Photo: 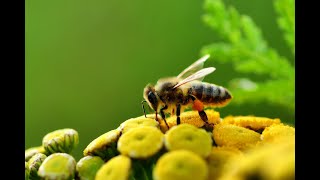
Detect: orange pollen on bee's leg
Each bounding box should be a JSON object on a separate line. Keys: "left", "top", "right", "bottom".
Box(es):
{"left": 192, "top": 99, "right": 204, "bottom": 111}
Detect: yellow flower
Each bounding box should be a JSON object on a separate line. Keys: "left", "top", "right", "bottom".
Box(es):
{"left": 261, "top": 124, "right": 295, "bottom": 144}
{"left": 136, "top": 113, "right": 169, "bottom": 132}
{"left": 165, "top": 110, "right": 221, "bottom": 130}
{"left": 164, "top": 124, "right": 212, "bottom": 158}
{"left": 219, "top": 136, "right": 295, "bottom": 180}
{"left": 222, "top": 115, "right": 281, "bottom": 132}
{"left": 118, "top": 116, "right": 160, "bottom": 134}
{"left": 83, "top": 129, "right": 121, "bottom": 160}
{"left": 153, "top": 150, "right": 208, "bottom": 180}
{"left": 213, "top": 123, "right": 261, "bottom": 150}
{"left": 117, "top": 126, "right": 164, "bottom": 159}
{"left": 207, "top": 146, "right": 244, "bottom": 180}
{"left": 76, "top": 156, "right": 104, "bottom": 180}
{"left": 95, "top": 155, "right": 131, "bottom": 180}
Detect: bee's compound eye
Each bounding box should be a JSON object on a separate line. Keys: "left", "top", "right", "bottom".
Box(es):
{"left": 147, "top": 91, "right": 158, "bottom": 105}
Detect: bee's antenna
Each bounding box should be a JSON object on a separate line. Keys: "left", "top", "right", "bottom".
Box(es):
{"left": 141, "top": 100, "right": 147, "bottom": 118}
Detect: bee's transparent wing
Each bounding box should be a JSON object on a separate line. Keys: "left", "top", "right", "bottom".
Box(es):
{"left": 177, "top": 54, "right": 210, "bottom": 79}
{"left": 173, "top": 67, "right": 216, "bottom": 89}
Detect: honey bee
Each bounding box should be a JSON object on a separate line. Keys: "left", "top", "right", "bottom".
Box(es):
{"left": 142, "top": 54, "right": 232, "bottom": 130}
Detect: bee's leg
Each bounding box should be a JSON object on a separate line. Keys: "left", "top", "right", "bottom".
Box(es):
{"left": 141, "top": 100, "right": 147, "bottom": 118}
{"left": 199, "top": 110, "right": 214, "bottom": 131}
{"left": 160, "top": 105, "right": 169, "bottom": 129}
{"left": 198, "top": 110, "right": 208, "bottom": 123}
{"left": 188, "top": 94, "right": 213, "bottom": 131}
{"left": 176, "top": 104, "right": 181, "bottom": 125}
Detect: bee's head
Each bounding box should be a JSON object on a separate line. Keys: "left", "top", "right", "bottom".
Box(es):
{"left": 143, "top": 84, "right": 159, "bottom": 111}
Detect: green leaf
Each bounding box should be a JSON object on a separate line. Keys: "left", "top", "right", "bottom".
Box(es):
{"left": 274, "top": 0, "right": 295, "bottom": 54}
{"left": 201, "top": 0, "right": 295, "bottom": 121}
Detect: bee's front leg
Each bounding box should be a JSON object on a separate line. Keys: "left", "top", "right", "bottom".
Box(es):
{"left": 160, "top": 105, "right": 169, "bottom": 129}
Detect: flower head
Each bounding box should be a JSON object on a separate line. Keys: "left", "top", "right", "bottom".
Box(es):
{"left": 222, "top": 115, "right": 281, "bottom": 132}
{"left": 42, "top": 128, "right": 79, "bottom": 154}
{"left": 27, "top": 152, "right": 47, "bottom": 179}
{"left": 213, "top": 123, "right": 261, "bottom": 150}
{"left": 76, "top": 156, "right": 105, "bottom": 180}
{"left": 165, "top": 110, "right": 221, "bottom": 130}
{"left": 25, "top": 146, "right": 47, "bottom": 161}
{"left": 261, "top": 124, "right": 295, "bottom": 144}
{"left": 118, "top": 116, "right": 160, "bottom": 134}
{"left": 95, "top": 155, "right": 132, "bottom": 180}
{"left": 153, "top": 150, "right": 208, "bottom": 180}
{"left": 117, "top": 126, "right": 164, "bottom": 159}
{"left": 164, "top": 123, "right": 212, "bottom": 158}
{"left": 219, "top": 136, "right": 295, "bottom": 180}
{"left": 207, "top": 146, "right": 243, "bottom": 179}
{"left": 25, "top": 161, "right": 29, "bottom": 180}
{"left": 83, "top": 129, "right": 121, "bottom": 160}
{"left": 38, "top": 153, "right": 76, "bottom": 180}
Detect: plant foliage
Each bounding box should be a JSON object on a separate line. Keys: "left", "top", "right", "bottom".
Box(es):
{"left": 201, "top": 0, "right": 295, "bottom": 118}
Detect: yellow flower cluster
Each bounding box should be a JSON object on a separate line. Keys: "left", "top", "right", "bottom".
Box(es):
{"left": 25, "top": 110, "right": 295, "bottom": 180}
{"left": 81, "top": 109, "right": 294, "bottom": 180}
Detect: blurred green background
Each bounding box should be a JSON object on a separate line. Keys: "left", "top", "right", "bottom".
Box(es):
{"left": 26, "top": 0, "right": 294, "bottom": 160}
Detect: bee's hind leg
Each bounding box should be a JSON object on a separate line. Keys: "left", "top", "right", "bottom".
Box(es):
{"left": 198, "top": 110, "right": 214, "bottom": 131}
{"left": 188, "top": 94, "right": 213, "bottom": 131}
{"left": 160, "top": 105, "right": 170, "bottom": 129}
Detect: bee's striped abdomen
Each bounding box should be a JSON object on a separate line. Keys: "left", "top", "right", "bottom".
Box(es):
{"left": 189, "top": 83, "right": 232, "bottom": 106}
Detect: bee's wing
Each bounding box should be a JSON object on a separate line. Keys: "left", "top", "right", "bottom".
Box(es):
{"left": 177, "top": 54, "right": 210, "bottom": 79}
{"left": 173, "top": 67, "right": 216, "bottom": 89}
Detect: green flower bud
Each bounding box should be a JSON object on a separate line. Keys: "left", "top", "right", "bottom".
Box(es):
{"left": 42, "top": 128, "right": 79, "bottom": 154}
{"left": 76, "top": 156, "right": 104, "bottom": 180}
{"left": 38, "top": 153, "right": 76, "bottom": 180}
{"left": 25, "top": 161, "right": 29, "bottom": 180}
{"left": 83, "top": 129, "right": 121, "bottom": 160}
{"left": 28, "top": 152, "right": 47, "bottom": 180}
{"left": 25, "top": 146, "right": 46, "bottom": 161}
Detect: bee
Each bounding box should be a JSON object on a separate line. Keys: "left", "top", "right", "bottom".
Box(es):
{"left": 142, "top": 54, "right": 232, "bottom": 130}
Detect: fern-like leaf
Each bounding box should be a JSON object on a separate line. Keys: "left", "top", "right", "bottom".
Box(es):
{"left": 274, "top": 0, "right": 295, "bottom": 55}
{"left": 201, "top": 0, "right": 295, "bottom": 120}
